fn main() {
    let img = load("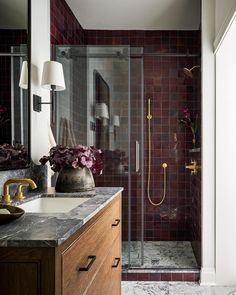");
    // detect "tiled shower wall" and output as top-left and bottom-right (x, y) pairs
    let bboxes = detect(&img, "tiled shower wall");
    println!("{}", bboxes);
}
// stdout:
(85, 30), (201, 243)
(0, 29), (27, 144)
(50, 0), (201, 262)
(50, 0), (84, 45)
